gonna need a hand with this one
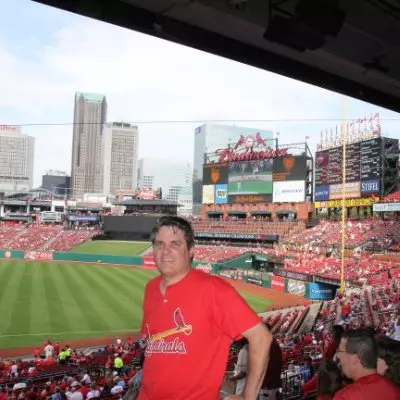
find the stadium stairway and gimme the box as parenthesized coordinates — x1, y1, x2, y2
(294, 303, 322, 334)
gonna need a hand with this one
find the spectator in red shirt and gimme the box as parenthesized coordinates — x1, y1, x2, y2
(138, 216, 272, 400)
(334, 329, 400, 399)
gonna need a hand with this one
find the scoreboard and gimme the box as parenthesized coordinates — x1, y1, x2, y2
(360, 138, 381, 180)
(315, 137, 383, 201)
(316, 138, 381, 186)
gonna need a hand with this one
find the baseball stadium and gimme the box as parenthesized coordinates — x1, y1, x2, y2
(2, 1, 400, 399)
(0, 125, 399, 399)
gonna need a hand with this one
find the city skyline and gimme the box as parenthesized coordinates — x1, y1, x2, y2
(0, 0, 400, 189)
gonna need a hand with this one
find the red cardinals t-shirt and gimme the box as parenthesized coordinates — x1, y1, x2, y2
(138, 269, 261, 400)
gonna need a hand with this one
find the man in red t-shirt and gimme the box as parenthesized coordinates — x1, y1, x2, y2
(334, 329, 400, 400)
(138, 216, 272, 400)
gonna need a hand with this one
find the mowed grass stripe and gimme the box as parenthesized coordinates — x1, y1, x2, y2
(46, 263, 91, 333)
(57, 264, 111, 332)
(91, 267, 151, 324)
(97, 266, 153, 301)
(0, 263, 26, 335)
(29, 262, 52, 334)
(71, 264, 136, 329)
(41, 263, 73, 333)
(6, 263, 34, 334)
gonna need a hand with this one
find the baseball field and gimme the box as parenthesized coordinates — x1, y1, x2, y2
(0, 241, 278, 354)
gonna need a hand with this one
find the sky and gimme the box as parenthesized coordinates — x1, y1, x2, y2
(0, 0, 399, 187)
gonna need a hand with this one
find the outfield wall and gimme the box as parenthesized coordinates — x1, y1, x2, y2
(0, 251, 336, 300)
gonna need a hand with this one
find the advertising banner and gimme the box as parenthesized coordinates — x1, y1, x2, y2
(314, 185, 329, 201)
(315, 197, 379, 208)
(329, 182, 360, 200)
(315, 150, 329, 186)
(247, 276, 263, 286)
(272, 155, 307, 182)
(215, 184, 228, 204)
(69, 215, 99, 222)
(272, 180, 305, 203)
(271, 276, 285, 292)
(360, 179, 380, 195)
(24, 251, 53, 261)
(135, 188, 160, 200)
(142, 257, 156, 268)
(287, 279, 307, 297)
(202, 185, 215, 204)
(228, 159, 273, 195)
(313, 275, 340, 286)
(195, 232, 258, 240)
(373, 203, 400, 212)
(228, 194, 272, 204)
(203, 163, 229, 185)
(307, 283, 336, 300)
(274, 268, 312, 282)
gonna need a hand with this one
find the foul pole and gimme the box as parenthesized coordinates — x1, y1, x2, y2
(340, 96, 348, 295)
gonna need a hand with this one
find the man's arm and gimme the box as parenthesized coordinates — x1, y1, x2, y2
(242, 323, 272, 400)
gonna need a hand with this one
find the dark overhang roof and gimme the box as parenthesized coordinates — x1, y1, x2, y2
(33, 0, 400, 112)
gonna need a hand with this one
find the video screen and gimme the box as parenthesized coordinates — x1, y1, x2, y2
(228, 159, 273, 195)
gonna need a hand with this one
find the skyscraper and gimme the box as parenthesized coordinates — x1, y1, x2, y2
(0, 125, 35, 194)
(137, 158, 192, 203)
(71, 92, 107, 198)
(102, 122, 139, 194)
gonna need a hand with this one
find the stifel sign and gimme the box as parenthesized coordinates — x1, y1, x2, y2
(215, 134, 288, 163)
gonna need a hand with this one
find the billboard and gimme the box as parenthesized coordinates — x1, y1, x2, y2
(287, 279, 306, 297)
(215, 184, 228, 204)
(315, 150, 329, 185)
(228, 194, 272, 204)
(273, 180, 305, 203)
(202, 185, 215, 204)
(314, 185, 329, 201)
(272, 155, 307, 182)
(329, 181, 360, 200)
(228, 159, 273, 195)
(373, 203, 400, 212)
(360, 179, 380, 195)
(271, 276, 285, 292)
(315, 197, 379, 208)
(203, 162, 229, 185)
(307, 283, 336, 300)
(136, 188, 161, 200)
(315, 138, 382, 185)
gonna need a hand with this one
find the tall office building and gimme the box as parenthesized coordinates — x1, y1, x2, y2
(193, 124, 274, 210)
(71, 92, 107, 198)
(137, 158, 192, 203)
(102, 122, 139, 194)
(0, 125, 35, 194)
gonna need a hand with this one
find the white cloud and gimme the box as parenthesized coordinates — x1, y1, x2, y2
(0, 1, 398, 187)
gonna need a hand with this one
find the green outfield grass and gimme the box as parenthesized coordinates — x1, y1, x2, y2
(71, 241, 151, 255)
(0, 261, 272, 350)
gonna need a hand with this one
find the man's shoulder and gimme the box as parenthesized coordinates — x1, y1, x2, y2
(145, 275, 161, 290)
(190, 269, 237, 291)
(333, 383, 359, 399)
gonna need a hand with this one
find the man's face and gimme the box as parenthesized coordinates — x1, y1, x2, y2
(153, 226, 193, 280)
(336, 338, 356, 379)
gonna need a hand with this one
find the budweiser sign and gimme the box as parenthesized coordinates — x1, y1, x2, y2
(215, 133, 288, 162)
